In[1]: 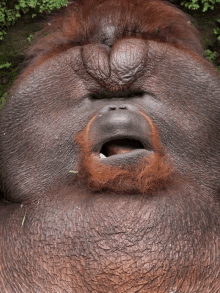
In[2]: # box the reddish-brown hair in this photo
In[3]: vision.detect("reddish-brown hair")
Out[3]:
[26,0,202,71]
[75,112,174,194]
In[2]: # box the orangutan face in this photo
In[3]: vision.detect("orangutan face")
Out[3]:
[0,0,219,292]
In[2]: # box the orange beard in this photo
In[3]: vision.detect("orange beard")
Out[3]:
[75,112,174,195]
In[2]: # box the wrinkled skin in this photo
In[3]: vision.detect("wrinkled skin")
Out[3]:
[0,0,220,292]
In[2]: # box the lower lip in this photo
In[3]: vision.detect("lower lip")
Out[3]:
[96,149,153,167]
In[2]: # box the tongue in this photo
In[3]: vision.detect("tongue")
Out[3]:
[109,145,135,156]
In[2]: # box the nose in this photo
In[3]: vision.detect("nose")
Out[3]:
[99,104,139,114]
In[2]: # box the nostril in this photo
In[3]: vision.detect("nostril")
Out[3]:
[99,105,118,114]
[119,105,127,109]
[99,104,138,114]
[109,106,117,110]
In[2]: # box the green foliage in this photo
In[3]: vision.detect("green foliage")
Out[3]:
[0,0,68,40]
[0,92,7,111]
[181,0,220,12]
[17,0,69,13]
[0,52,25,110]
[205,49,220,73]
[27,33,34,42]
[180,1,220,74]
[0,62,11,69]
[214,18,220,41]
[205,49,217,62]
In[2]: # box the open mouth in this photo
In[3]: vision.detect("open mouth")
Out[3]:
[99,138,148,159]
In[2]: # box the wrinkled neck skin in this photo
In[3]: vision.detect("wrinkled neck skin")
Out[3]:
[0,181,219,293]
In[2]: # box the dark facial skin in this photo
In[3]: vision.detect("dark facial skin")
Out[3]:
[0,0,220,292]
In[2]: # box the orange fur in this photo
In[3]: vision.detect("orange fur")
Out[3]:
[24,0,202,72]
[75,112,173,194]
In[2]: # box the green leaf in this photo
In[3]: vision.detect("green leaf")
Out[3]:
[69,170,78,174]
[0,62,11,69]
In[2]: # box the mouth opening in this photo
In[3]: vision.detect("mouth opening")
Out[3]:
[100,138,145,158]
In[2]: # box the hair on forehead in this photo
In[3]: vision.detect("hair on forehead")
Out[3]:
[25,0,202,71]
